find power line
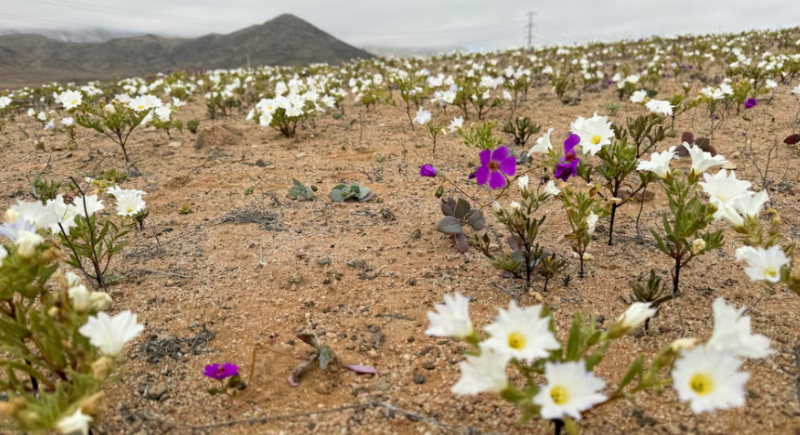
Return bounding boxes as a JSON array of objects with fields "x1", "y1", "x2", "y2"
[{"x1": 527, "y1": 11, "x2": 534, "y2": 48}]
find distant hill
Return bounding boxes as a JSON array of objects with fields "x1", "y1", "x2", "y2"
[
  {"x1": 0, "y1": 28, "x2": 142, "y2": 43},
  {"x1": 0, "y1": 14, "x2": 373, "y2": 87}
]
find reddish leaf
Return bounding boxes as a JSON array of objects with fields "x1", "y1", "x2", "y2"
[
  {"x1": 344, "y1": 364, "x2": 379, "y2": 375},
  {"x1": 454, "y1": 233, "x2": 469, "y2": 253},
  {"x1": 288, "y1": 359, "x2": 313, "y2": 387},
  {"x1": 681, "y1": 131, "x2": 694, "y2": 144},
  {"x1": 785, "y1": 133, "x2": 800, "y2": 145}
]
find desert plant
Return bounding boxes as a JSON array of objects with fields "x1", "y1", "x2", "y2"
[
  {"x1": 437, "y1": 197, "x2": 485, "y2": 253},
  {"x1": 328, "y1": 183, "x2": 374, "y2": 203},
  {"x1": 502, "y1": 116, "x2": 541, "y2": 147},
  {"x1": 288, "y1": 178, "x2": 315, "y2": 201}
]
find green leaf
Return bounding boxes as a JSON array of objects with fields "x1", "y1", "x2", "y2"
[
  {"x1": 565, "y1": 312, "x2": 583, "y2": 361},
  {"x1": 454, "y1": 198, "x2": 471, "y2": 219},
  {"x1": 563, "y1": 417, "x2": 580, "y2": 435},
  {"x1": 617, "y1": 355, "x2": 645, "y2": 393},
  {"x1": 318, "y1": 344, "x2": 334, "y2": 370},
  {"x1": 103, "y1": 273, "x2": 125, "y2": 285},
  {"x1": 437, "y1": 216, "x2": 463, "y2": 234}
]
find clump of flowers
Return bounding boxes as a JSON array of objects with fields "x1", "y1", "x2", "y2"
[
  {"x1": 426, "y1": 293, "x2": 770, "y2": 433},
  {"x1": 0, "y1": 206, "x2": 143, "y2": 435}
]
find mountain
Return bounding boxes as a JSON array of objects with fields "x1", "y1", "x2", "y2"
[
  {"x1": 0, "y1": 14, "x2": 373, "y2": 87},
  {"x1": 0, "y1": 28, "x2": 142, "y2": 43}
]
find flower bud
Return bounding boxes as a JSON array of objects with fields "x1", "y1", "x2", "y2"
[
  {"x1": 610, "y1": 197, "x2": 623, "y2": 205},
  {"x1": 68, "y1": 285, "x2": 91, "y2": 312},
  {"x1": 103, "y1": 104, "x2": 115, "y2": 115},
  {"x1": 492, "y1": 201, "x2": 503, "y2": 214},
  {"x1": 692, "y1": 239, "x2": 706, "y2": 254},
  {"x1": 90, "y1": 292, "x2": 113, "y2": 312},
  {"x1": 434, "y1": 185, "x2": 444, "y2": 198},
  {"x1": 41, "y1": 246, "x2": 63, "y2": 263},
  {"x1": 65, "y1": 271, "x2": 82, "y2": 288},
  {"x1": 4, "y1": 208, "x2": 19, "y2": 224},
  {"x1": 15, "y1": 231, "x2": 44, "y2": 258},
  {"x1": 669, "y1": 337, "x2": 698, "y2": 353},
  {"x1": 606, "y1": 302, "x2": 657, "y2": 339},
  {"x1": 92, "y1": 356, "x2": 114, "y2": 380}
]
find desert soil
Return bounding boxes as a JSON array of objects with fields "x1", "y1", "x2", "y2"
[{"x1": 2, "y1": 80, "x2": 800, "y2": 435}]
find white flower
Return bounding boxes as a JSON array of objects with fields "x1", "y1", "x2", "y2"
[
  {"x1": 154, "y1": 106, "x2": 171, "y2": 122},
  {"x1": 735, "y1": 246, "x2": 757, "y2": 262},
  {"x1": 448, "y1": 116, "x2": 463, "y2": 133},
  {"x1": 55, "y1": 408, "x2": 93, "y2": 435},
  {"x1": 630, "y1": 90, "x2": 647, "y2": 103},
  {"x1": 533, "y1": 361, "x2": 607, "y2": 421},
  {"x1": 68, "y1": 284, "x2": 91, "y2": 311},
  {"x1": 62, "y1": 117, "x2": 74, "y2": 127},
  {"x1": 413, "y1": 107, "x2": 432, "y2": 125},
  {"x1": 71, "y1": 195, "x2": 104, "y2": 217},
  {"x1": 609, "y1": 302, "x2": 656, "y2": 336},
  {"x1": 585, "y1": 211, "x2": 599, "y2": 235},
  {"x1": 65, "y1": 271, "x2": 82, "y2": 288},
  {"x1": 451, "y1": 349, "x2": 509, "y2": 395},
  {"x1": 708, "y1": 298, "x2": 772, "y2": 359},
  {"x1": 482, "y1": 301, "x2": 560, "y2": 362},
  {"x1": 645, "y1": 99, "x2": 673, "y2": 116},
  {"x1": 172, "y1": 97, "x2": 186, "y2": 107},
  {"x1": 738, "y1": 245, "x2": 789, "y2": 283},
  {"x1": 733, "y1": 190, "x2": 769, "y2": 219},
  {"x1": 792, "y1": 85, "x2": 800, "y2": 96},
  {"x1": 765, "y1": 79, "x2": 777, "y2": 89},
  {"x1": 685, "y1": 143, "x2": 727, "y2": 176},
  {"x1": 59, "y1": 90, "x2": 82, "y2": 110},
  {"x1": 425, "y1": 293, "x2": 474, "y2": 339},
  {"x1": 79, "y1": 310, "x2": 144, "y2": 356},
  {"x1": 0, "y1": 95, "x2": 11, "y2": 109},
  {"x1": 637, "y1": 147, "x2": 676, "y2": 178},
  {"x1": 15, "y1": 230, "x2": 44, "y2": 258},
  {"x1": 517, "y1": 175, "x2": 529, "y2": 193},
  {"x1": 47, "y1": 194, "x2": 78, "y2": 236},
  {"x1": 571, "y1": 113, "x2": 614, "y2": 155},
  {"x1": 699, "y1": 170, "x2": 751, "y2": 207},
  {"x1": 103, "y1": 104, "x2": 116, "y2": 115},
  {"x1": 672, "y1": 346, "x2": 749, "y2": 413},
  {"x1": 530, "y1": 128, "x2": 554, "y2": 154},
  {"x1": 106, "y1": 185, "x2": 147, "y2": 198},
  {"x1": 543, "y1": 180, "x2": 560, "y2": 197},
  {"x1": 115, "y1": 192, "x2": 146, "y2": 217}
]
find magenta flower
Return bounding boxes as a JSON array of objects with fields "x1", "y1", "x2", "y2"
[
  {"x1": 420, "y1": 164, "x2": 437, "y2": 177},
  {"x1": 204, "y1": 363, "x2": 239, "y2": 380},
  {"x1": 476, "y1": 146, "x2": 516, "y2": 189},
  {"x1": 744, "y1": 98, "x2": 757, "y2": 109},
  {"x1": 554, "y1": 134, "x2": 581, "y2": 182}
]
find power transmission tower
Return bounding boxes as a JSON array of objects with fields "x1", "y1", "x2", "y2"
[{"x1": 527, "y1": 12, "x2": 533, "y2": 48}]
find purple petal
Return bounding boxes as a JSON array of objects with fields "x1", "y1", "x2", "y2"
[
  {"x1": 344, "y1": 364, "x2": 379, "y2": 375},
  {"x1": 491, "y1": 146, "x2": 509, "y2": 162},
  {"x1": 498, "y1": 156, "x2": 516, "y2": 176},
  {"x1": 475, "y1": 166, "x2": 490, "y2": 186},
  {"x1": 478, "y1": 149, "x2": 492, "y2": 166},
  {"x1": 564, "y1": 134, "x2": 580, "y2": 152},
  {"x1": 488, "y1": 171, "x2": 507, "y2": 189}
]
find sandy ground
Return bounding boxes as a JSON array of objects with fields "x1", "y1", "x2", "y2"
[{"x1": 2, "y1": 77, "x2": 800, "y2": 435}]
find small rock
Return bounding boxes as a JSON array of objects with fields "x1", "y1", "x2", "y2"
[
  {"x1": 255, "y1": 159, "x2": 267, "y2": 167},
  {"x1": 345, "y1": 341, "x2": 356, "y2": 350},
  {"x1": 410, "y1": 229, "x2": 421, "y2": 239},
  {"x1": 145, "y1": 382, "x2": 167, "y2": 401},
  {"x1": 318, "y1": 257, "x2": 332, "y2": 266},
  {"x1": 407, "y1": 278, "x2": 417, "y2": 286},
  {"x1": 288, "y1": 273, "x2": 303, "y2": 284},
  {"x1": 372, "y1": 380, "x2": 391, "y2": 392},
  {"x1": 346, "y1": 258, "x2": 367, "y2": 269},
  {"x1": 413, "y1": 374, "x2": 425, "y2": 384},
  {"x1": 422, "y1": 361, "x2": 435, "y2": 370},
  {"x1": 168, "y1": 141, "x2": 182, "y2": 147}
]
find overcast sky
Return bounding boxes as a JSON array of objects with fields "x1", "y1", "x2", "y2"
[{"x1": 4, "y1": 0, "x2": 800, "y2": 49}]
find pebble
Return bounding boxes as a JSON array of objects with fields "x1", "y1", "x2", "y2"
[{"x1": 413, "y1": 374, "x2": 425, "y2": 384}]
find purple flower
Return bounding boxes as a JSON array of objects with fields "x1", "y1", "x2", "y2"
[
  {"x1": 0, "y1": 219, "x2": 37, "y2": 242},
  {"x1": 419, "y1": 164, "x2": 437, "y2": 177},
  {"x1": 554, "y1": 135, "x2": 581, "y2": 182},
  {"x1": 204, "y1": 363, "x2": 239, "y2": 380},
  {"x1": 744, "y1": 98, "x2": 757, "y2": 109},
  {"x1": 475, "y1": 146, "x2": 516, "y2": 189}
]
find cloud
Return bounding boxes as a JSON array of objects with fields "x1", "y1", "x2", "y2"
[{"x1": 2, "y1": 0, "x2": 800, "y2": 50}]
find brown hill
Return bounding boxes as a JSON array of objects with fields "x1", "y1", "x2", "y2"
[{"x1": 0, "y1": 14, "x2": 373, "y2": 87}]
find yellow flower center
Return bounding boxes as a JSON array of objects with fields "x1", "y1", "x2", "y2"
[
  {"x1": 550, "y1": 386, "x2": 569, "y2": 405},
  {"x1": 690, "y1": 374, "x2": 713, "y2": 396},
  {"x1": 591, "y1": 135, "x2": 602, "y2": 145},
  {"x1": 507, "y1": 332, "x2": 526, "y2": 350},
  {"x1": 71, "y1": 100, "x2": 78, "y2": 105},
  {"x1": 126, "y1": 205, "x2": 136, "y2": 214},
  {"x1": 138, "y1": 105, "x2": 145, "y2": 110},
  {"x1": 765, "y1": 266, "x2": 777, "y2": 279}
]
